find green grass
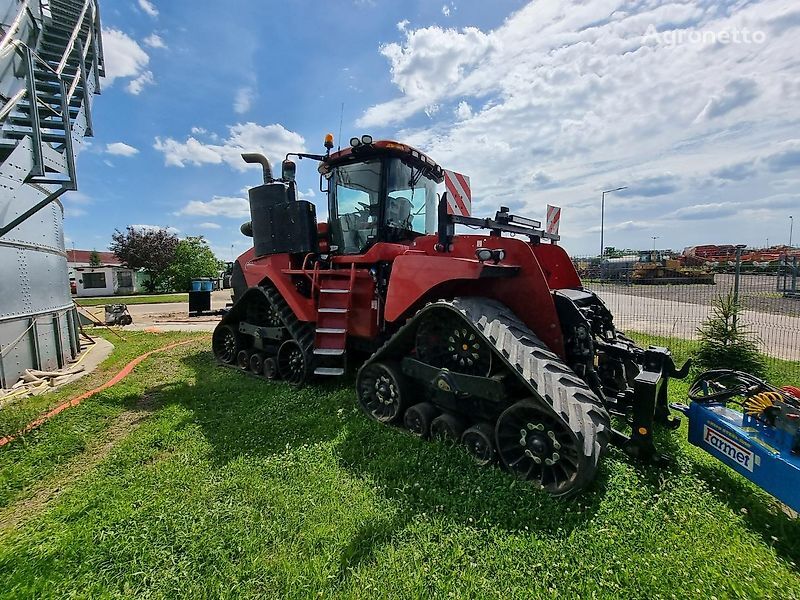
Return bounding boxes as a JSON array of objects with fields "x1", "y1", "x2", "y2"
[
  {"x1": 0, "y1": 333, "x2": 798, "y2": 598},
  {"x1": 74, "y1": 293, "x2": 189, "y2": 307}
]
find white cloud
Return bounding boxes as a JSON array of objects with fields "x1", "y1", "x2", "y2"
[
  {"x1": 454, "y1": 101, "x2": 472, "y2": 120},
  {"x1": 154, "y1": 122, "x2": 306, "y2": 172},
  {"x1": 138, "y1": 0, "x2": 158, "y2": 18},
  {"x1": 360, "y1": 0, "x2": 800, "y2": 253},
  {"x1": 105, "y1": 142, "x2": 139, "y2": 157},
  {"x1": 144, "y1": 33, "x2": 167, "y2": 49},
  {"x1": 234, "y1": 87, "x2": 255, "y2": 114},
  {"x1": 176, "y1": 196, "x2": 249, "y2": 218},
  {"x1": 357, "y1": 26, "x2": 496, "y2": 127},
  {"x1": 397, "y1": 20, "x2": 409, "y2": 32},
  {"x1": 442, "y1": 4, "x2": 451, "y2": 17},
  {"x1": 196, "y1": 222, "x2": 222, "y2": 229},
  {"x1": 101, "y1": 29, "x2": 149, "y2": 86},
  {"x1": 127, "y1": 70, "x2": 154, "y2": 95}
]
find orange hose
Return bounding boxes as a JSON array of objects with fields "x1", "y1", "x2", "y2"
[{"x1": 0, "y1": 340, "x2": 194, "y2": 448}]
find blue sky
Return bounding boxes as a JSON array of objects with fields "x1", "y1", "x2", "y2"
[{"x1": 65, "y1": 0, "x2": 800, "y2": 259}]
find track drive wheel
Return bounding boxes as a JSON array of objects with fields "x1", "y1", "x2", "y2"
[
  {"x1": 430, "y1": 413, "x2": 466, "y2": 442},
  {"x1": 461, "y1": 422, "x2": 496, "y2": 466},
  {"x1": 212, "y1": 324, "x2": 240, "y2": 364},
  {"x1": 415, "y1": 312, "x2": 492, "y2": 376},
  {"x1": 403, "y1": 402, "x2": 439, "y2": 439},
  {"x1": 495, "y1": 400, "x2": 584, "y2": 497},
  {"x1": 277, "y1": 340, "x2": 309, "y2": 385},
  {"x1": 263, "y1": 357, "x2": 279, "y2": 380},
  {"x1": 236, "y1": 349, "x2": 251, "y2": 370},
  {"x1": 356, "y1": 361, "x2": 408, "y2": 423},
  {"x1": 249, "y1": 352, "x2": 264, "y2": 375}
]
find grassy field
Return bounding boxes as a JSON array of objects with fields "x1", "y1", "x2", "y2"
[
  {"x1": 74, "y1": 293, "x2": 188, "y2": 307},
  {"x1": 0, "y1": 331, "x2": 798, "y2": 598}
]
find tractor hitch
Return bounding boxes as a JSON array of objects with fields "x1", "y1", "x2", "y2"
[{"x1": 611, "y1": 347, "x2": 691, "y2": 461}]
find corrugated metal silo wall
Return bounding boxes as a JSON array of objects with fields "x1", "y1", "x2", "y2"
[{"x1": 0, "y1": 182, "x2": 81, "y2": 388}]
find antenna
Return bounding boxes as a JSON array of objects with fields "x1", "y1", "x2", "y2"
[{"x1": 337, "y1": 102, "x2": 344, "y2": 152}]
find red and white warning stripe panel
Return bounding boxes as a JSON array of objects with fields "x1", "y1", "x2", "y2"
[
  {"x1": 444, "y1": 169, "x2": 471, "y2": 216},
  {"x1": 546, "y1": 204, "x2": 561, "y2": 236}
]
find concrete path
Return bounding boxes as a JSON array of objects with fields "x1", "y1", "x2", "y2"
[
  {"x1": 599, "y1": 290, "x2": 800, "y2": 361},
  {"x1": 81, "y1": 290, "x2": 231, "y2": 333}
]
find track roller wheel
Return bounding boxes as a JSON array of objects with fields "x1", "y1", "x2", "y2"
[
  {"x1": 356, "y1": 361, "x2": 408, "y2": 423},
  {"x1": 249, "y1": 352, "x2": 264, "y2": 375},
  {"x1": 212, "y1": 324, "x2": 240, "y2": 364},
  {"x1": 403, "y1": 402, "x2": 439, "y2": 439},
  {"x1": 236, "y1": 349, "x2": 251, "y2": 370},
  {"x1": 495, "y1": 400, "x2": 584, "y2": 496},
  {"x1": 263, "y1": 357, "x2": 279, "y2": 380},
  {"x1": 277, "y1": 340, "x2": 309, "y2": 385},
  {"x1": 461, "y1": 423, "x2": 496, "y2": 466},
  {"x1": 430, "y1": 413, "x2": 466, "y2": 442}
]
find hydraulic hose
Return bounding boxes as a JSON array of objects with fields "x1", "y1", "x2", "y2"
[{"x1": 0, "y1": 340, "x2": 194, "y2": 448}]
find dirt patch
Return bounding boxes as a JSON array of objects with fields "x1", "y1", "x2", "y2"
[{"x1": 0, "y1": 394, "x2": 156, "y2": 531}]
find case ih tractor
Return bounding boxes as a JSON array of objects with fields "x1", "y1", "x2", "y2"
[{"x1": 212, "y1": 134, "x2": 688, "y2": 498}]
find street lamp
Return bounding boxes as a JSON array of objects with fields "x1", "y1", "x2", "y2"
[
  {"x1": 790, "y1": 215, "x2": 794, "y2": 248},
  {"x1": 651, "y1": 236, "x2": 660, "y2": 251},
  {"x1": 600, "y1": 186, "x2": 627, "y2": 257}
]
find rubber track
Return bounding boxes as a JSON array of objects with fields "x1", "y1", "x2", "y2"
[
  {"x1": 214, "y1": 283, "x2": 315, "y2": 377},
  {"x1": 262, "y1": 284, "x2": 315, "y2": 359},
  {"x1": 363, "y1": 297, "x2": 611, "y2": 496}
]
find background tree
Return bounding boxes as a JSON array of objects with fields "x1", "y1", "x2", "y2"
[
  {"x1": 88, "y1": 249, "x2": 101, "y2": 267},
  {"x1": 110, "y1": 226, "x2": 179, "y2": 292},
  {"x1": 163, "y1": 236, "x2": 221, "y2": 292}
]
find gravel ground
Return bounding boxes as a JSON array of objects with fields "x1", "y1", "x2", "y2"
[{"x1": 590, "y1": 273, "x2": 799, "y2": 318}]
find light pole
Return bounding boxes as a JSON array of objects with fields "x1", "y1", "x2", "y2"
[
  {"x1": 600, "y1": 186, "x2": 627, "y2": 257},
  {"x1": 651, "y1": 236, "x2": 659, "y2": 251},
  {"x1": 790, "y1": 215, "x2": 794, "y2": 248}
]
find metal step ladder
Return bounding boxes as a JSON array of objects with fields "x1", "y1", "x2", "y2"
[
  {"x1": 312, "y1": 265, "x2": 356, "y2": 376},
  {"x1": 0, "y1": 0, "x2": 102, "y2": 189}
]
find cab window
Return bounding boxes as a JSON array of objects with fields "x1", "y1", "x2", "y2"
[{"x1": 330, "y1": 159, "x2": 381, "y2": 254}]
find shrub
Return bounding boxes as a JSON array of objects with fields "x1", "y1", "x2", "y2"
[{"x1": 695, "y1": 292, "x2": 765, "y2": 377}]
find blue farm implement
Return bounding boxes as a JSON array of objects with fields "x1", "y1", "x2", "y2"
[{"x1": 674, "y1": 370, "x2": 800, "y2": 513}]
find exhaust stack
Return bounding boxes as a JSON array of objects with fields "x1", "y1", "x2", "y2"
[{"x1": 241, "y1": 153, "x2": 273, "y2": 183}]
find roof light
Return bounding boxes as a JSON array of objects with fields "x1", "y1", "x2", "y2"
[
  {"x1": 361, "y1": 134, "x2": 373, "y2": 145},
  {"x1": 324, "y1": 133, "x2": 334, "y2": 150},
  {"x1": 350, "y1": 137, "x2": 361, "y2": 148}
]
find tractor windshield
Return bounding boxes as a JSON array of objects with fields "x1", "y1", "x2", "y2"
[{"x1": 329, "y1": 156, "x2": 438, "y2": 254}]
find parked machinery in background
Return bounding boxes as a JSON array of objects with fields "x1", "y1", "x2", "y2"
[
  {"x1": 632, "y1": 251, "x2": 715, "y2": 285},
  {"x1": 104, "y1": 304, "x2": 132, "y2": 326}
]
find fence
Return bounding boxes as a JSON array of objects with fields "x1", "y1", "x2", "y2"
[{"x1": 571, "y1": 255, "x2": 800, "y2": 378}]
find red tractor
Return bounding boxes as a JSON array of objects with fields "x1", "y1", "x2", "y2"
[{"x1": 212, "y1": 134, "x2": 688, "y2": 498}]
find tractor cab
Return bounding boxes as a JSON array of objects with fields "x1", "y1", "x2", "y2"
[{"x1": 318, "y1": 137, "x2": 444, "y2": 255}]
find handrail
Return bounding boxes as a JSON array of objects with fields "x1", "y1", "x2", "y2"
[
  {"x1": 0, "y1": 0, "x2": 32, "y2": 52},
  {"x1": 0, "y1": 88, "x2": 27, "y2": 121},
  {"x1": 55, "y1": 0, "x2": 94, "y2": 75}
]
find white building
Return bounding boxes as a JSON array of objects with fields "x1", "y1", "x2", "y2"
[{"x1": 74, "y1": 266, "x2": 141, "y2": 297}]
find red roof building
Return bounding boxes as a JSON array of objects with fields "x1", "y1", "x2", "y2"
[{"x1": 66, "y1": 249, "x2": 121, "y2": 266}]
